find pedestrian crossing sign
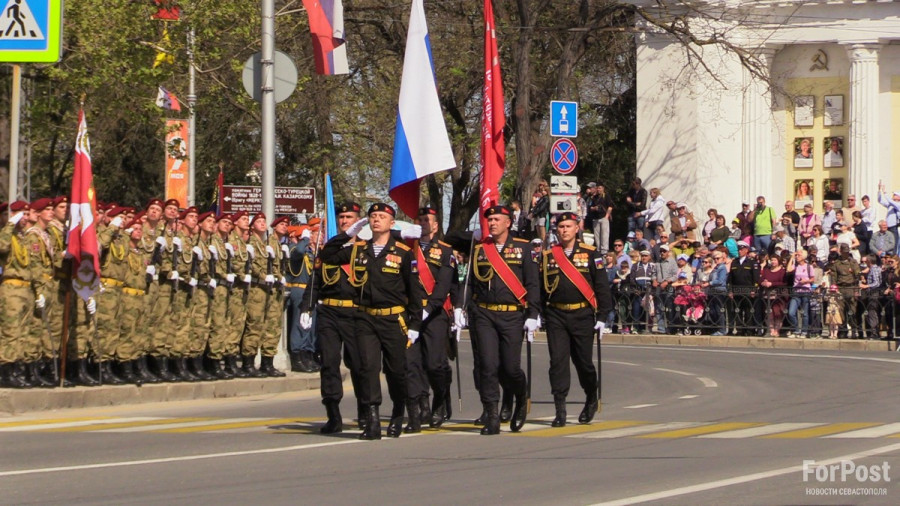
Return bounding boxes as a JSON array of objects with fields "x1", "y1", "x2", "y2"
[{"x1": 0, "y1": 0, "x2": 62, "y2": 63}]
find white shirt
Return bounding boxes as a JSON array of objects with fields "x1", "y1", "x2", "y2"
[{"x1": 642, "y1": 195, "x2": 667, "y2": 223}]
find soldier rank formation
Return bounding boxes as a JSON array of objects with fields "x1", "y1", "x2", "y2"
[{"x1": 0, "y1": 199, "x2": 613, "y2": 439}]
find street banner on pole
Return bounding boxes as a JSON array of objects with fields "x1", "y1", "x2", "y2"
[{"x1": 164, "y1": 119, "x2": 189, "y2": 208}]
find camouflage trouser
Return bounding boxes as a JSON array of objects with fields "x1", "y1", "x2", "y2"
[
  {"x1": 225, "y1": 283, "x2": 249, "y2": 356},
  {"x1": 96, "y1": 283, "x2": 123, "y2": 361},
  {"x1": 149, "y1": 280, "x2": 180, "y2": 357},
  {"x1": 169, "y1": 286, "x2": 193, "y2": 357},
  {"x1": 187, "y1": 286, "x2": 211, "y2": 356},
  {"x1": 206, "y1": 285, "x2": 229, "y2": 359},
  {"x1": 140, "y1": 279, "x2": 160, "y2": 333},
  {"x1": 67, "y1": 298, "x2": 96, "y2": 360},
  {"x1": 25, "y1": 281, "x2": 56, "y2": 362},
  {"x1": 117, "y1": 289, "x2": 146, "y2": 361},
  {"x1": 0, "y1": 281, "x2": 32, "y2": 364},
  {"x1": 242, "y1": 285, "x2": 283, "y2": 357}
]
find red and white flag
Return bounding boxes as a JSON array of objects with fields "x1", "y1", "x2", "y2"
[
  {"x1": 479, "y1": 0, "x2": 505, "y2": 237},
  {"x1": 67, "y1": 109, "x2": 101, "y2": 301}
]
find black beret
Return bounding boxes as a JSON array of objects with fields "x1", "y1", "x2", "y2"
[
  {"x1": 556, "y1": 212, "x2": 579, "y2": 224},
  {"x1": 483, "y1": 205, "x2": 512, "y2": 218},
  {"x1": 337, "y1": 202, "x2": 361, "y2": 214},
  {"x1": 367, "y1": 203, "x2": 395, "y2": 217},
  {"x1": 418, "y1": 206, "x2": 438, "y2": 216}
]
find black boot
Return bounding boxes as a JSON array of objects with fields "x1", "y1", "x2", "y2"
[
  {"x1": 579, "y1": 390, "x2": 599, "y2": 424},
  {"x1": 29, "y1": 361, "x2": 54, "y2": 388},
  {"x1": 443, "y1": 383, "x2": 452, "y2": 421},
  {"x1": 174, "y1": 357, "x2": 199, "y2": 382},
  {"x1": 191, "y1": 356, "x2": 215, "y2": 381},
  {"x1": 242, "y1": 355, "x2": 266, "y2": 378},
  {"x1": 499, "y1": 390, "x2": 513, "y2": 423},
  {"x1": 357, "y1": 403, "x2": 367, "y2": 430},
  {"x1": 100, "y1": 362, "x2": 126, "y2": 385},
  {"x1": 209, "y1": 357, "x2": 231, "y2": 380},
  {"x1": 289, "y1": 351, "x2": 304, "y2": 372},
  {"x1": 418, "y1": 395, "x2": 431, "y2": 425},
  {"x1": 1, "y1": 363, "x2": 28, "y2": 388},
  {"x1": 153, "y1": 357, "x2": 176, "y2": 382},
  {"x1": 259, "y1": 355, "x2": 286, "y2": 377},
  {"x1": 48, "y1": 358, "x2": 73, "y2": 388},
  {"x1": 552, "y1": 396, "x2": 567, "y2": 427},
  {"x1": 473, "y1": 408, "x2": 487, "y2": 426},
  {"x1": 480, "y1": 402, "x2": 500, "y2": 435},
  {"x1": 404, "y1": 400, "x2": 421, "y2": 434},
  {"x1": 136, "y1": 356, "x2": 162, "y2": 384},
  {"x1": 386, "y1": 404, "x2": 404, "y2": 438},
  {"x1": 308, "y1": 350, "x2": 322, "y2": 372},
  {"x1": 359, "y1": 405, "x2": 382, "y2": 440},
  {"x1": 320, "y1": 400, "x2": 343, "y2": 434},
  {"x1": 430, "y1": 390, "x2": 446, "y2": 429},
  {"x1": 510, "y1": 392, "x2": 527, "y2": 432},
  {"x1": 16, "y1": 362, "x2": 37, "y2": 388},
  {"x1": 72, "y1": 359, "x2": 99, "y2": 386},
  {"x1": 117, "y1": 361, "x2": 139, "y2": 385},
  {"x1": 225, "y1": 355, "x2": 248, "y2": 378}
]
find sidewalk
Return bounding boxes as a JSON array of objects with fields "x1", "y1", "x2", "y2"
[{"x1": 597, "y1": 332, "x2": 896, "y2": 352}]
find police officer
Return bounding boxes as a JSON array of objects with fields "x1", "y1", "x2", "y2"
[
  {"x1": 463, "y1": 205, "x2": 540, "y2": 435},
  {"x1": 318, "y1": 203, "x2": 424, "y2": 440},
  {"x1": 541, "y1": 212, "x2": 612, "y2": 427}
]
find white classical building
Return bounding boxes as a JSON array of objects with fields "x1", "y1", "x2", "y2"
[{"x1": 632, "y1": 0, "x2": 900, "y2": 219}]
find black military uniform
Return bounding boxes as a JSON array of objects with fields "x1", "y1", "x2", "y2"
[
  {"x1": 541, "y1": 212, "x2": 613, "y2": 427},
  {"x1": 319, "y1": 203, "x2": 425, "y2": 440},
  {"x1": 301, "y1": 202, "x2": 365, "y2": 435},
  {"x1": 405, "y1": 207, "x2": 458, "y2": 432},
  {"x1": 729, "y1": 244, "x2": 760, "y2": 333},
  {"x1": 468, "y1": 205, "x2": 540, "y2": 435}
]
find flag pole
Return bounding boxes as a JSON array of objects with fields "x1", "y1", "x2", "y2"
[{"x1": 187, "y1": 28, "x2": 197, "y2": 206}]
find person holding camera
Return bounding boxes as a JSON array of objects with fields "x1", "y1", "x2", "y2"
[{"x1": 640, "y1": 188, "x2": 667, "y2": 241}]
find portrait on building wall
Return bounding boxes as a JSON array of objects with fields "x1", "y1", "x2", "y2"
[
  {"x1": 824, "y1": 95, "x2": 844, "y2": 126},
  {"x1": 823, "y1": 136, "x2": 844, "y2": 168},
  {"x1": 794, "y1": 137, "x2": 814, "y2": 168},
  {"x1": 823, "y1": 178, "x2": 843, "y2": 204},
  {"x1": 794, "y1": 95, "x2": 814, "y2": 127},
  {"x1": 794, "y1": 179, "x2": 814, "y2": 207}
]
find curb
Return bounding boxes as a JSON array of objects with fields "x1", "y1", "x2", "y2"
[{"x1": 0, "y1": 373, "x2": 321, "y2": 416}]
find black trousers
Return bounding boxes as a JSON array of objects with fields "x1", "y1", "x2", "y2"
[
  {"x1": 471, "y1": 305, "x2": 526, "y2": 404},
  {"x1": 544, "y1": 306, "x2": 597, "y2": 398},
  {"x1": 317, "y1": 305, "x2": 363, "y2": 404},
  {"x1": 354, "y1": 311, "x2": 408, "y2": 408},
  {"x1": 406, "y1": 310, "x2": 451, "y2": 402}
]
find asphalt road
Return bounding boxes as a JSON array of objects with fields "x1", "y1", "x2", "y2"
[{"x1": 3, "y1": 342, "x2": 900, "y2": 505}]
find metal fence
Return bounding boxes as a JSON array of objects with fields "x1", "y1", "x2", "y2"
[{"x1": 604, "y1": 285, "x2": 899, "y2": 339}]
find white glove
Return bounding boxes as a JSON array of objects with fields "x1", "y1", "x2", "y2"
[
  {"x1": 155, "y1": 236, "x2": 167, "y2": 248},
  {"x1": 472, "y1": 229, "x2": 483, "y2": 241},
  {"x1": 453, "y1": 308, "x2": 467, "y2": 329},
  {"x1": 594, "y1": 321, "x2": 606, "y2": 334},
  {"x1": 423, "y1": 309, "x2": 430, "y2": 321},
  {"x1": 208, "y1": 244, "x2": 219, "y2": 259},
  {"x1": 124, "y1": 227, "x2": 134, "y2": 235},
  {"x1": 536, "y1": 315, "x2": 542, "y2": 329},
  {"x1": 524, "y1": 317, "x2": 539, "y2": 342},
  {"x1": 172, "y1": 237, "x2": 182, "y2": 250},
  {"x1": 225, "y1": 243, "x2": 235, "y2": 256},
  {"x1": 208, "y1": 279, "x2": 217, "y2": 290},
  {"x1": 188, "y1": 278, "x2": 198, "y2": 287},
  {"x1": 299, "y1": 312, "x2": 313, "y2": 330},
  {"x1": 265, "y1": 274, "x2": 275, "y2": 284},
  {"x1": 266, "y1": 245, "x2": 275, "y2": 258},
  {"x1": 86, "y1": 297, "x2": 96, "y2": 315},
  {"x1": 246, "y1": 244, "x2": 255, "y2": 258},
  {"x1": 146, "y1": 265, "x2": 156, "y2": 277},
  {"x1": 226, "y1": 273, "x2": 235, "y2": 284},
  {"x1": 280, "y1": 276, "x2": 286, "y2": 285},
  {"x1": 281, "y1": 244, "x2": 289, "y2": 256},
  {"x1": 401, "y1": 225, "x2": 422, "y2": 240},
  {"x1": 192, "y1": 246, "x2": 203, "y2": 260},
  {"x1": 169, "y1": 271, "x2": 180, "y2": 281},
  {"x1": 243, "y1": 274, "x2": 252, "y2": 284},
  {"x1": 9, "y1": 211, "x2": 24, "y2": 225},
  {"x1": 301, "y1": 228, "x2": 311, "y2": 240},
  {"x1": 35, "y1": 294, "x2": 46, "y2": 309},
  {"x1": 346, "y1": 218, "x2": 368, "y2": 238},
  {"x1": 407, "y1": 329, "x2": 420, "y2": 344},
  {"x1": 110, "y1": 216, "x2": 123, "y2": 228}
]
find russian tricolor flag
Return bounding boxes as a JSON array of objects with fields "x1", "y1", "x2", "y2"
[
  {"x1": 389, "y1": 0, "x2": 455, "y2": 218},
  {"x1": 302, "y1": 0, "x2": 349, "y2": 75}
]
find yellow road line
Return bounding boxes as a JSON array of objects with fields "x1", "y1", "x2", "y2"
[
  {"x1": 762, "y1": 423, "x2": 880, "y2": 439},
  {"x1": 637, "y1": 422, "x2": 764, "y2": 439},
  {"x1": 35, "y1": 418, "x2": 214, "y2": 433},
  {"x1": 0, "y1": 417, "x2": 109, "y2": 428},
  {"x1": 514, "y1": 420, "x2": 648, "y2": 438},
  {"x1": 156, "y1": 418, "x2": 317, "y2": 433}
]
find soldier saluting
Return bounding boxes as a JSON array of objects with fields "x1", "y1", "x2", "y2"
[{"x1": 541, "y1": 212, "x2": 612, "y2": 427}]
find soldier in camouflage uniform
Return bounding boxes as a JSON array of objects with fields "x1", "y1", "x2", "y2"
[
  {"x1": 225, "y1": 211, "x2": 251, "y2": 378},
  {"x1": 118, "y1": 213, "x2": 160, "y2": 383},
  {"x1": 22, "y1": 198, "x2": 60, "y2": 388},
  {"x1": 183, "y1": 211, "x2": 215, "y2": 381},
  {"x1": 242, "y1": 213, "x2": 286, "y2": 377},
  {"x1": 94, "y1": 206, "x2": 132, "y2": 384},
  {"x1": 204, "y1": 213, "x2": 233, "y2": 379},
  {"x1": 0, "y1": 202, "x2": 34, "y2": 388},
  {"x1": 139, "y1": 199, "x2": 166, "y2": 381},
  {"x1": 167, "y1": 206, "x2": 202, "y2": 381},
  {"x1": 146, "y1": 198, "x2": 183, "y2": 381}
]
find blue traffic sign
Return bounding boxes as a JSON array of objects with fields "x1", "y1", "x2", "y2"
[
  {"x1": 550, "y1": 138, "x2": 578, "y2": 175},
  {"x1": 0, "y1": 0, "x2": 63, "y2": 63},
  {"x1": 550, "y1": 100, "x2": 578, "y2": 138}
]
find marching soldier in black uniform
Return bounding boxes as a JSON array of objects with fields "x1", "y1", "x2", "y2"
[
  {"x1": 300, "y1": 202, "x2": 366, "y2": 434},
  {"x1": 318, "y1": 203, "x2": 424, "y2": 440},
  {"x1": 462, "y1": 205, "x2": 540, "y2": 435},
  {"x1": 541, "y1": 212, "x2": 613, "y2": 427},
  {"x1": 405, "y1": 206, "x2": 457, "y2": 432}
]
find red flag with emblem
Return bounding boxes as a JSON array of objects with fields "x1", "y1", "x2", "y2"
[
  {"x1": 67, "y1": 109, "x2": 101, "y2": 301},
  {"x1": 479, "y1": 0, "x2": 505, "y2": 237}
]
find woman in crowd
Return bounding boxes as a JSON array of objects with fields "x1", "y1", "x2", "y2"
[
  {"x1": 851, "y1": 211, "x2": 869, "y2": 256},
  {"x1": 707, "y1": 214, "x2": 730, "y2": 248},
  {"x1": 786, "y1": 249, "x2": 814, "y2": 338},
  {"x1": 807, "y1": 225, "x2": 830, "y2": 264},
  {"x1": 834, "y1": 220, "x2": 860, "y2": 261},
  {"x1": 702, "y1": 208, "x2": 718, "y2": 244},
  {"x1": 798, "y1": 203, "x2": 821, "y2": 244},
  {"x1": 760, "y1": 254, "x2": 788, "y2": 337}
]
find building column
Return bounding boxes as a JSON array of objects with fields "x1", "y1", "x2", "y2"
[
  {"x1": 846, "y1": 43, "x2": 881, "y2": 199},
  {"x1": 742, "y1": 48, "x2": 778, "y2": 203}
]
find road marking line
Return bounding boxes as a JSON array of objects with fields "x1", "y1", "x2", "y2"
[
  {"x1": 577, "y1": 422, "x2": 703, "y2": 439},
  {"x1": 515, "y1": 420, "x2": 646, "y2": 438},
  {"x1": 678, "y1": 395, "x2": 699, "y2": 399},
  {"x1": 0, "y1": 417, "x2": 160, "y2": 432},
  {"x1": 825, "y1": 422, "x2": 900, "y2": 438},
  {"x1": 590, "y1": 441, "x2": 900, "y2": 506},
  {"x1": 97, "y1": 418, "x2": 257, "y2": 433},
  {"x1": 699, "y1": 423, "x2": 824, "y2": 438},
  {"x1": 0, "y1": 417, "x2": 109, "y2": 428},
  {"x1": 37, "y1": 418, "x2": 214, "y2": 433},
  {"x1": 155, "y1": 418, "x2": 315, "y2": 433},
  {"x1": 623, "y1": 404, "x2": 657, "y2": 409},
  {"x1": 637, "y1": 422, "x2": 762, "y2": 439},
  {"x1": 0, "y1": 439, "x2": 364, "y2": 478},
  {"x1": 653, "y1": 367, "x2": 694, "y2": 376},
  {"x1": 762, "y1": 422, "x2": 879, "y2": 439},
  {"x1": 604, "y1": 361, "x2": 639, "y2": 366},
  {"x1": 612, "y1": 345, "x2": 900, "y2": 364},
  {"x1": 697, "y1": 377, "x2": 718, "y2": 388}
]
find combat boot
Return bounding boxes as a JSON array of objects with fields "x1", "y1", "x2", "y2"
[
  {"x1": 174, "y1": 357, "x2": 200, "y2": 382},
  {"x1": 224, "y1": 355, "x2": 248, "y2": 378},
  {"x1": 16, "y1": 362, "x2": 37, "y2": 388},
  {"x1": 510, "y1": 391, "x2": 527, "y2": 432},
  {"x1": 387, "y1": 404, "x2": 404, "y2": 438},
  {"x1": 443, "y1": 382, "x2": 452, "y2": 421},
  {"x1": 552, "y1": 396, "x2": 567, "y2": 427},
  {"x1": 320, "y1": 400, "x2": 343, "y2": 434},
  {"x1": 480, "y1": 402, "x2": 500, "y2": 435},
  {"x1": 579, "y1": 390, "x2": 599, "y2": 424},
  {"x1": 209, "y1": 358, "x2": 231, "y2": 380},
  {"x1": 153, "y1": 356, "x2": 178, "y2": 382},
  {"x1": 241, "y1": 355, "x2": 265, "y2": 378},
  {"x1": 99, "y1": 362, "x2": 126, "y2": 385},
  {"x1": 30, "y1": 360, "x2": 55, "y2": 388},
  {"x1": 136, "y1": 356, "x2": 162, "y2": 384},
  {"x1": 404, "y1": 400, "x2": 421, "y2": 434},
  {"x1": 499, "y1": 389, "x2": 513, "y2": 422},
  {"x1": 117, "y1": 361, "x2": 139, "y2": 385},
  {"x1": 1, "y1": 363, "x2": 28, "y2": 388},
  {"x1": 74, "y1": 359, "x2": 99, "y2": 386},
  {"x1": 359, "y1": 405, "x2": 382, "y2": 440},
  {"x1": 473, "y1": 408, "x2": 487, "y2": 426},
  {"x1": 430, "y1": 391, "x2": 447, "y2": 429},
  {"x1": 357, "y1": 402, "x2": 367, "y2": 430},
  {"x1": 259, "y1": 355, "x2": 286, "y2": 377},
  {"x1": 191, "y1": 356, "x2": 216, "y2": 381},
  {"x1": 418, "y1": 395, "x2": 431, "y2": 426}
]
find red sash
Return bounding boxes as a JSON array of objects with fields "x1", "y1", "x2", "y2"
[
  {"x1": 341, "y1": 264, "x2": 351, "y2": 277},
  {"x1": 551, "y1": 245, "x2": 597, "y2": 309},
  {"x1": 481, "y1": 240, "x2": 528, "y2": 305},
  {"x1": 417, "y1": 246, "x2": 452, "y2": 313}
]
